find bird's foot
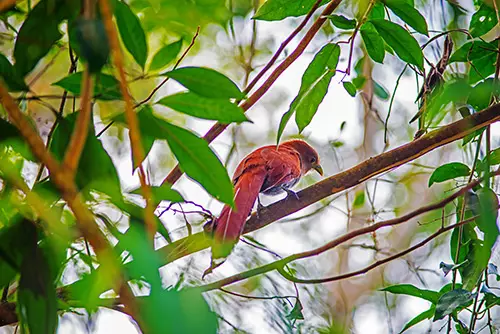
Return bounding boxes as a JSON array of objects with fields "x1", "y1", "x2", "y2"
[
  {"x1": 256, "y1": 196, "x2": 265, "y2": 219},
  {"x1": 285, "y1": 189, "x2": 299, "y2": 200}
]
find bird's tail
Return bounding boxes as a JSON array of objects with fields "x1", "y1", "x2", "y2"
[{"x1": 206, "y1": 168, "x2": 266, "y2": 272}]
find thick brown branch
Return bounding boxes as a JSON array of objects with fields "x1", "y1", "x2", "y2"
[
  {"x1": 151, "y1": 102, "x2": 500, "y2": 268},
  {"x1": 161, "y1": 0, "x2": 343, "y2": 186}
]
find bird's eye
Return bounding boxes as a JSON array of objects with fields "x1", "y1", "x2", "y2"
[{"x1": 310, "y1": 157, "x2": 316, "y2": 163}]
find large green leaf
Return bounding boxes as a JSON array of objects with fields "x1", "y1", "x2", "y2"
[
  {"x1": 130, "y1": 108, "x2": 234, "y2": 205},
  {"x1": 50, "y1": 113, "x2": 121, "y2": 198},
  {"x1": 449, "y1": 40, "x2": 497, "y2": 63},
  {"x1": 253, "y1": 0, "x2": 329, "y2": 21},
  {"x1": 469, "y1": 4, "x2": 498, "y2": 38},
  {"x1": 157, "y1": 92, "x2": 249, "y2": 123},
  {"x1": 162, "y1": 67, "x2": 244, "y2": 99},
  {"x1": 115, "y1": 1, "x2": 148, "y2": 69},
  {"x1": 383, "y1": 0, "x2": 428, "y2": 35},
  {"x1": 53, "y1": 72, "x2": 122, "y2": 100},
  {"x1": 17, "y1": 222, "x2": 58, "y2": 334},
  {"x1": 468, "y1": 78, "x2": 500, "y2": 111},
  {"x1": 360, "y1": 22, "x2": 385, "y2": 63},
  {"x1": 428, "y1": 162, "x2": 470, "y2": 187},
  {"x1": 72, "y1": 17, "x2": 110, "y2": 73},
  {"x1": 276, "y1": 43, "x2": 340, "y2": 142},
  {"x1": 13, "y1": 0, "x2": 77, "y2": 76},
  {"x1": 0, "y1": 216, "x2": 31, "y2": 290},
  {"x1": 327, "y1": 14, "x2": 356, "y2": 30},
  {"x1": 381, "y1": 284, "x2": 439, "y2": 304},
  {"x1": 370, "y1": 19, "x2": 423, "y2": 70},
  {"x1": 149, "y1": 39, "x2": 183, "y2": 71},
  {"x1": 476, "y1": 188, "x2": 499, "y2": 249},
  {"x1": 433, "y1": 289, "x2": 474, "y2": 320},
  {"x1": 0, "y1": 53, "x2": 28, "y2": 91},
  {"x1": 468, "y1": 53, "x2": 496, "y2": 85}
]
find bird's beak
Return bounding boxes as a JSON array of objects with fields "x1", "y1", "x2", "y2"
[{"x1": 312, "y1": 164, "x2": 323, "y2": 176}]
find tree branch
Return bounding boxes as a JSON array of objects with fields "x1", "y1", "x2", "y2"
[{"x1": 161, "y1": 0, "x2": 343, "y2": 186}]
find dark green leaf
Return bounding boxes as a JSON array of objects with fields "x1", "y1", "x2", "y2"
[
  {"x1": 129, "y1": 108, "x2": 234, "y2": 205},
  {"x1": 253, "y1": 0, "x2": 328, "y2": 21},
  {"x1": 286, "y1": 299, "x2": 304, "y2": 321},
  {"x1": 381, "y1": 284, "x2": 439, "y2": 304},
  {"x1": 468, "y1": 53, "x2": 496, "y2": 85},
  {"x1": 0, "y1": 53, "x2": 28, "y2": 91},
  {"x1": 284, "y1": 43, "x2": 339, "y2": 137},
  {"x1": 162, "y1": 67, "x2": 244, "y2": 99},
  {"x1": 53, "y1": 72, "x2": 122, "y2": 100},
  {"x1": 157, "y1": 92, "x2": 249, "y2": 123},
  {"x1": 374, "y1": 80, "x2": 389, "y2": 100},
  {"x1": 0, "y1": 216, "x2": 31, "y2": 289},
  {"x1": 72, "y1": 18, "x2": 110, "y2": 73},
  {"x1": 50, "y1": 113, "x2": 121, "y2": 198},
  {"x1": 149, "y1": 40, "x2": 183, "y2": 71},
  {"x1": 449, "y1": 40, "x2": 497, "y2": 63},
  {"x1": 327, "y1": 14, "x2": 356, "y2": 29},
  {"x1": 428, "y1": 162, "x2": 470, "y2": 187},
  {"x1": 468, "y1": 78, "x2": 500, "y2": 111},
  {"x1": 469, "y1": 4, "x2": 498, "y2": 38},
  {"x1": 476, "y1": 188, "x2": 499, "y2": 249},
  {"x1": 370, "y1": 19, "x2": 423, "y2": 70},
  {"x1": 17, "y1": 222, "x2": 58, "y2": 334},
  {"x1": 130, "y1": 185, "x2": 184, "y2": 203},
  {"x1": 368, "y1": 2, "x2": 385, "y2": 19},
  {"x1": 434, "y1": 289, "x2": 474, "y2": 320},
  {"x1": 13, "y1": 0, "x2": 77, "y2": 76},
  {"x1": 360, "y1": 22, "x2": 385, "y2": 63},
  {"x1": 115, "y1": 1, "x2": 148, "y2": 69},
  {"x1": 343, "y1": 81, "x2": 357, "y2": 97},
  {"x1": 383, "y1": 0, "x2": 428, "y2": 35},
  {"x1": 400, "y1": 306, "x2": 435, "y2": 333}
]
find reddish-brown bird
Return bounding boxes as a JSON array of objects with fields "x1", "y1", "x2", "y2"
[{"x1": 205, "y1": 139, "x2": 323, "y2": 273}]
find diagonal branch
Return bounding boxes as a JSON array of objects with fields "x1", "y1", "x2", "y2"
[
  {"x1": 98, "y1": 0, "x2": 156, "y2": 239},
  {"x1": 150, "y1": 102, "x2": 500, "y2": 267},
  {"x1": 161, "y1": 0, "x2": 343, "y2": 186}
]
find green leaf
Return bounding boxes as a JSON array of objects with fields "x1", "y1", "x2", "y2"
[
  {"x1": 374, "y1": 80, "x2": 389, "y2": 100},
  {"x1": 327, "y1": 14, "x2": 357, "y2": 29},
  {"x1": 352, "y1": 190, "x2": 365, "y2": 208},
  {"x1": 149, "y1": 39, "x2": 182, "y2": 71},
  {"x1": 360, "y1": 22, "x2": 385, "y2": 63},
  {"x1": 483, "y1": 147, "x2": 500, "y2": 166},
  {"x1": 368, "y1": 2, "x2": 385, "y2": 20},
  {"x1": 53, "y1": 72, "x2": 122, "y2": 100},
  {"x1": 286, "y1": 299, "x2": 304, "y2": 321},
  {"x1": 50, "y1": 113, "x2": 121, "y2": 198},
  {"x1": 0, "y1": 53, "x2": 28, "y2": 91},
  {"x1": 130, "y1": 108, "x2": 234, "y2": 205},
  {"x1": 400, "y1": 306, "x2": 435, "y2": 333},
  {"x1": 253, "y1": 0, "x2": 328, "y2": 21},
  {"x1": 468, "y1": 78, "x2": 500, "y2": 111},
  {"x1": 433, "y1": 289, "x2": 474, "y2": 320},
  {"x1": 115, "y1": 1, "x2": 148, "y2": 69},
  {"x1": 139, "y1": 289, "x2": 218, "y2": 334},
  {"x1": 13, "y1": 0, "x2": 77, "y2": 76},
  {"x1": 130, "y1": 185, "x2": 184, "y2": 203},
  {"x1": 469, "y1": 4, "x2": 498, "y2": 38},
  {"x1": 343, "y1": 81, "x2": 357, "y2": 97},
  {"x1": 428, "y1": 162, "x2": 470, "y2": 187},
  {"x1": 449, "y1": 40, "x2": 497, "y2": 63},
  {"x1": 370, "y1": 19, "x2": 423, "y2": 70},
  {"x1": 162, "y1": 67, "x2": 244, "y2": 99},
  {"x1": 381, "y1": 284, "x2": 439, "y2": 304},
  {"x1": 17, "y1": 222, "x2": 58, "y2": 334},
  {"x1": 0, "y1": 216, "x2": 31, "y2": 290},
  {"x1": 476, "y1": 188, "x2": 499, "y2": 249},
  {"x1": 468, "y1": 53, "x2": 496, "y2": 85},
  {"x1": 157, "y1": 92, "x2": 249, "y2": 123},
  {"x1": 281, "y1": 43, "x2": 339, "y2": 138},
  {"x1": 383, "y1": 0, "x2": 428, "y2": 35}
]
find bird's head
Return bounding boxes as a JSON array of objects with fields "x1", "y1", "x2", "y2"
[{"x1": 281, "y1": 140, "x2": 323, "y2": 176}]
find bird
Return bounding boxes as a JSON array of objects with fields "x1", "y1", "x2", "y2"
[{"x1": 203, "y1": 139, "x2": 323, "y2": 275}]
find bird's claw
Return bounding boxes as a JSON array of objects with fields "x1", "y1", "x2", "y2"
[{"x1": 285, "y1": 189, "x2": 299, "y2": 200}]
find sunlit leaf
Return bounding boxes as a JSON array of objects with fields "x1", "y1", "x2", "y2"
[
  {"x1": 469, "y1": 4, "x2": 498, "y2": 38},
  {"x1": 253, "y1": 0, "x2": 328, "y2": 21},
  {"x1": 360, "y1": 22, "x2": 385, "y2": 63},
  {"x1": 162, "y1": 67, "x2": 244, "y2": 99},
  {"x1": 53, "y1": 72, "x2": 122, "y2": 100},
  {"x1": 383, "y1": 0, "x2": 428, "y2": 35},
  {"x1": 149, "y1": 39, "x2": 182, "y2": 71},
  {"x1": 157, "y1": 92, "x2": 249, "y2": 123},
  {"x1": 449, "y1": 40, "x2": 497, "y2": 63},
  {"x1": 343, "y1": 81, "x2": 357, "y2": 97},
  {"x1": 382, "y1": 284, "x2": 439, "y2": 304},
  {"x1": 433, "y1": 289, "x2": 474, "y2": 320},
  {"x1": 327, "y1": 14, "x2": 356, "y2": 29}
]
